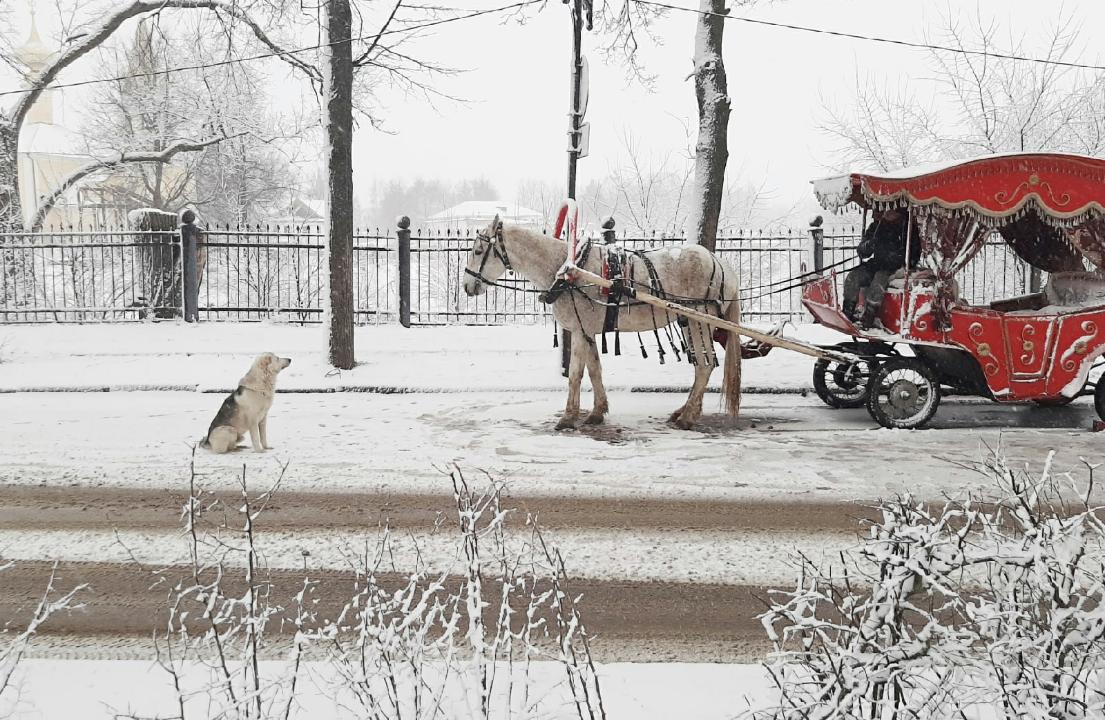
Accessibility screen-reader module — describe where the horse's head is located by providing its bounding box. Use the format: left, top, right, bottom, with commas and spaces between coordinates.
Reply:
462, 214, 511, 296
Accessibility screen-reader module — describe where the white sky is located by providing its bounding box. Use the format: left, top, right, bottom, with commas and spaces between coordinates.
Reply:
5, 0, 1105, 223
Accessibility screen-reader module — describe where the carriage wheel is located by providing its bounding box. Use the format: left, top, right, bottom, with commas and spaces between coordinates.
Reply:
866, 358, 941, 429
812, 356, 877, 409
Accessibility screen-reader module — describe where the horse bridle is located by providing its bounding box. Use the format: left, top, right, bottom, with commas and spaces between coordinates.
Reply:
464, 223, 514, 289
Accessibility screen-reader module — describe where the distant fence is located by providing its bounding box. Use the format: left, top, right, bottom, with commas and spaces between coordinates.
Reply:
0, 222, 1035, 324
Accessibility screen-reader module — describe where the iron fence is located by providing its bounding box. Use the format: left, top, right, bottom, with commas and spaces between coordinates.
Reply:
0, 224, 1037, 324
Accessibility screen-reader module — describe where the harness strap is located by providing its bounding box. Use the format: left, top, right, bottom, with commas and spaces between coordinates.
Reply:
637, 251, 681, 362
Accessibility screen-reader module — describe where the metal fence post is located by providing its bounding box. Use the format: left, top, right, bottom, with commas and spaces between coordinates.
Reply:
180, 210, 199, 322
601, 216, 616, 244
809, 215, 825, 274
397, 215, 411, 328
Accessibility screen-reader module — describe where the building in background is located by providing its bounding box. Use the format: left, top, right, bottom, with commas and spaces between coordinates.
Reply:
423, 200, 544, 233
13, 16, 188, 228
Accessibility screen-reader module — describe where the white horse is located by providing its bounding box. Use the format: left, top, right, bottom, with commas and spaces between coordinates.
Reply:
462, 215, 741, 430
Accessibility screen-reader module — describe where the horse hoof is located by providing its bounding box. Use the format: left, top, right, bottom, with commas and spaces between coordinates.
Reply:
555, 417, 578, 431
584, 412, 605, 425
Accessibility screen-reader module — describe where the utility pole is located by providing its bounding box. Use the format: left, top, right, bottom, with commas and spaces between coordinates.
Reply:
561, 0, 591, 375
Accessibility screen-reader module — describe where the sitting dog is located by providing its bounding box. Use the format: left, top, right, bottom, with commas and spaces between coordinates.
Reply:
201, 353, 292, 453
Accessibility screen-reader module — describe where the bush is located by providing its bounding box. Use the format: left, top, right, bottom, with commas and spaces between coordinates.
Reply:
757, 449, 1105, 719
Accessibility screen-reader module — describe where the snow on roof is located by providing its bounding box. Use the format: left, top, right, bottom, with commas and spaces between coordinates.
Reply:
812, 151, 1105, 212
428, 200, 543, 223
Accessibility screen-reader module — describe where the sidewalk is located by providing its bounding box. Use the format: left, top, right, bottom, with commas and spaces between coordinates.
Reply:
0, 322, 848, 393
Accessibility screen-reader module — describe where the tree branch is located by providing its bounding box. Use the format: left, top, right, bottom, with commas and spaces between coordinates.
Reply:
30, 133, 243, 230
7, 0, 316, 130
353, 0, 404, 67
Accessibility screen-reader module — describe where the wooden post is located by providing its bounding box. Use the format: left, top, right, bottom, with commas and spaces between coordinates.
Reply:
180, 209, 199, 322
324, 0, 355, 369
397, 215, 411, 328
809, 214, 825, 274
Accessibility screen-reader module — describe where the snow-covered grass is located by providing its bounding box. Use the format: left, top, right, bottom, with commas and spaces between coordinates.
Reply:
0, 321, 846, 392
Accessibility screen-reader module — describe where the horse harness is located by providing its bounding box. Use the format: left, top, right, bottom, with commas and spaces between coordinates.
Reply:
463, 224, 518, 290
465, 230, 756, 363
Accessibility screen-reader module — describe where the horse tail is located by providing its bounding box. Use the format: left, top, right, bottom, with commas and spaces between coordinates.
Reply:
721, 292, 742, 417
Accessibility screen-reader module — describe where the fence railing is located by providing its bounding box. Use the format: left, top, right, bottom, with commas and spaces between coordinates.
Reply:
0, 222, 1035, 325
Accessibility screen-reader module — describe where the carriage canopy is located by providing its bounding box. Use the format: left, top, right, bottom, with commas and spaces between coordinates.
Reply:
813, 153, 1105, 274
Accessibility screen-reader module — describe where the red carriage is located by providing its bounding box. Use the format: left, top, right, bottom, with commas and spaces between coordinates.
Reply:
802, 153, 1105, 428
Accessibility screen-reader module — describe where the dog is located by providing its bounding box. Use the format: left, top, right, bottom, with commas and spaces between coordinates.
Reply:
200, 353, 292, 453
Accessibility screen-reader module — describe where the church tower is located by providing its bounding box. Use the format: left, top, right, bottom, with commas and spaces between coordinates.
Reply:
15, 7, 55, 125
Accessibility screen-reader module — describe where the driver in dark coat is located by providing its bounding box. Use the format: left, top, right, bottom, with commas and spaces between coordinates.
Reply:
842, 208, 920, 329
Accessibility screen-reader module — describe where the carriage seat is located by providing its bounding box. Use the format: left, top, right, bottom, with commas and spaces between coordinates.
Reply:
1043, 271, 1105, 307
887, 268, 959, 301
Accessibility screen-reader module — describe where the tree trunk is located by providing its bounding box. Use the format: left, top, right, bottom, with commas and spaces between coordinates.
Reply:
686, 0, 730, 252
0, 122, 21, 231
128, 208, 182, 318
0, 121, 22, 313
323, 0, 355, 369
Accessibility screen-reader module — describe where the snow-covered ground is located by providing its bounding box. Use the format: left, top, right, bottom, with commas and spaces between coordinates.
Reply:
0, 321, 844, 392
4, 660, 774, 720
2, 321, 1103, 719
1, 390, 1099, 588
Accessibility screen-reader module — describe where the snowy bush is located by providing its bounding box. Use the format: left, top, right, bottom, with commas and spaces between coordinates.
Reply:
756, 449, 1105, 719
120, 457, 604, 720
314, 469, 605, 720
0, 562, 85, 719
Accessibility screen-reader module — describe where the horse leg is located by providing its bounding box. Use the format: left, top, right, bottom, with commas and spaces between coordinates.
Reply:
583, 341, 608, 425
674, 321, 716, 430
556, 334, 588, 431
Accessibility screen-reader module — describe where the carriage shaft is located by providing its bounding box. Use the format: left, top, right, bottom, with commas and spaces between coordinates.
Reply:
566, 266, 857, 365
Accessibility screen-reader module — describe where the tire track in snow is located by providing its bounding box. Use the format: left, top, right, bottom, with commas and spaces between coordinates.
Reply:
2, 560, 780, 663
0, 485, 881, 532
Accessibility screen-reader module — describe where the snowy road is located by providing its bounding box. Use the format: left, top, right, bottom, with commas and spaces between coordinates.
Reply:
1, 390, 1098, 499
1, 390, 1102, 661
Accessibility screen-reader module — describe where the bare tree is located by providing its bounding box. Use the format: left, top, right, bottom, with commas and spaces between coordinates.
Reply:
821, 8, 1105, 171
0, 0, 313, 231
575, 121, 775, 235
594, 0, 757, 250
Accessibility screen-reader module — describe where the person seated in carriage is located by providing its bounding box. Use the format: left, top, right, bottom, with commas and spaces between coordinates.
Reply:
843, 208, 921, 329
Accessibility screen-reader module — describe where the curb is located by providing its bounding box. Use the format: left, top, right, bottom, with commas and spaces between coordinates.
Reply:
0, 384, 812, 395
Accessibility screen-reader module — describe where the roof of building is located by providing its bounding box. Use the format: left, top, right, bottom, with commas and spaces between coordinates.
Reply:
427, 200, 543, 224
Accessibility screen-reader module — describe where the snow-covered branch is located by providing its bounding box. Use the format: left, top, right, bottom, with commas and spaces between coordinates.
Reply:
30, 133, 245, 230
5, 0, 315, 131
758, 449, 1105, 719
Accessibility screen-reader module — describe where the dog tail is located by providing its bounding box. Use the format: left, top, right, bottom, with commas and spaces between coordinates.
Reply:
198, 435, 210, 449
